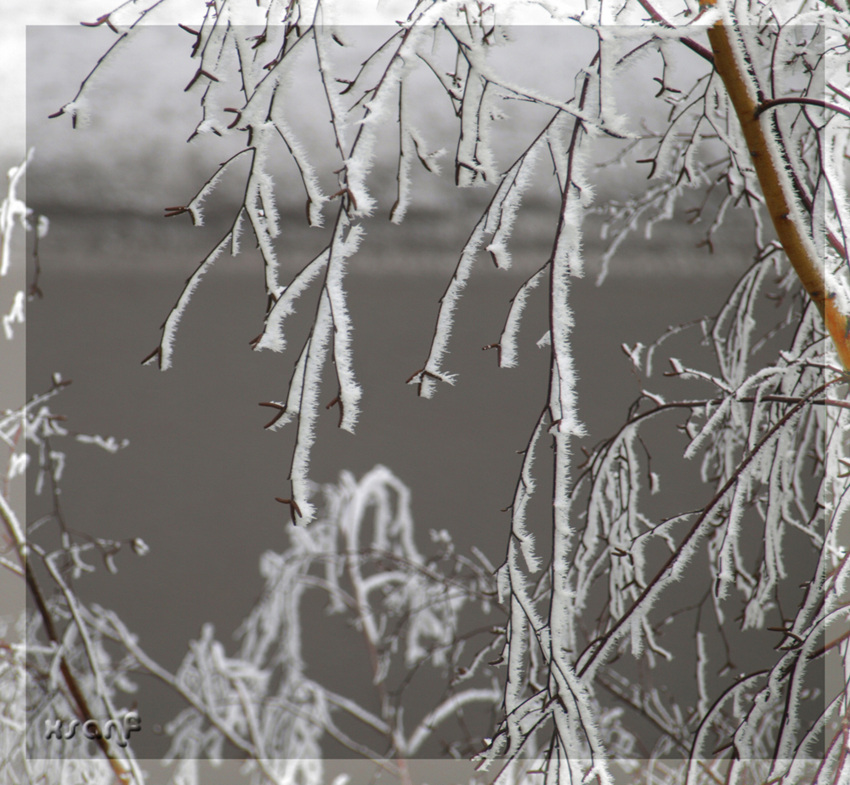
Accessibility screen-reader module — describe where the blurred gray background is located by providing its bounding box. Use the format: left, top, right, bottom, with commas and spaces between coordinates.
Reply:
21, 19, 792, 774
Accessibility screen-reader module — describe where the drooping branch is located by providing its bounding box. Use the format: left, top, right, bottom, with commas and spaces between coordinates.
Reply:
576, 373, 847, 681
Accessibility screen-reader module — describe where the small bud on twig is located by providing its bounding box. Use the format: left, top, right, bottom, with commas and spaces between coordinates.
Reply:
275, 497, 302, 524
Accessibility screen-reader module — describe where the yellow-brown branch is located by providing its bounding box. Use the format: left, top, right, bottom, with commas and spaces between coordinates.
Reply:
701, 2, 850, 370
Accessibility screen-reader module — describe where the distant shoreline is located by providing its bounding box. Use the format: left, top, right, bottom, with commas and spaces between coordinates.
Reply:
35, 205, 757, 278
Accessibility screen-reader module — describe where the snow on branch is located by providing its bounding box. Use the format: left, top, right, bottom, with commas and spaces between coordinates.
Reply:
30, 2, 850, 783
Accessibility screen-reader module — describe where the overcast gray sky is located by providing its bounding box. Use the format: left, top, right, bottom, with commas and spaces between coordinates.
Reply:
2, 1, 440, 168
21, 20, 709, 223
3, 0, 564, 168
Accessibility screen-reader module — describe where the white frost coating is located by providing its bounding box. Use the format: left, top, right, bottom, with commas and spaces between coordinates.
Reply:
485, 144, 540, 270
715, 475, 750, 601
7, 452, 28, 479
28, 12, 841, 783
270, 342, 309, 432
649, 100, 705, 195
496, 532, 550, 759
75, 434, 130, 453
325, 219, 364, 433
345, 97, 398, 216
542, 100, 613, 784
719, 3, 823, 276
549, 136, 589, 438
407, 687, 501, 755
271, 113, 327, 228
737, 610, 835, 775
2, 291, 24, 340
683, 398, 731, 461
245, 125, 285, 300
211, 464, 503, 763
823, 117, 850, 272
511, 415, 546, 574
502, 597, 531, 749
390, 119, 415, 225
344, 27, 428, 219
592, 38, 633, 139
579, 504, 715, 683
391, 88, 444, 226
413, 146, 545, 396
459, 43, 612, 137
156, 233, 232, 370
289, 291, 334, 523
57, 99, 92, 128
641, 616, 673, 663
313, 22, 350, 156
686, 673, 767, 785
502, 547, 549, 640
239, 51, 288, 128
455, 66, 493, 187
185, 151, 251, 227
257, 250, 330, 353
744, 436, 788, 629
230, 209, 245, 256
552, 664, 614, 785
0, 152, 32, 278
411, 213, 488, 397
575, 427, 641, 618
684, 365, 787, 460
500, 264, 548, 368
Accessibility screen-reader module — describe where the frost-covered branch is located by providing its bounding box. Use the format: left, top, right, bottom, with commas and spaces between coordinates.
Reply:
34, 1, 850, 782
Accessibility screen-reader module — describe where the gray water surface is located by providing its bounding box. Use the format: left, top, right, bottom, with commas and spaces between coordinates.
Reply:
25, 210, 759, 759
